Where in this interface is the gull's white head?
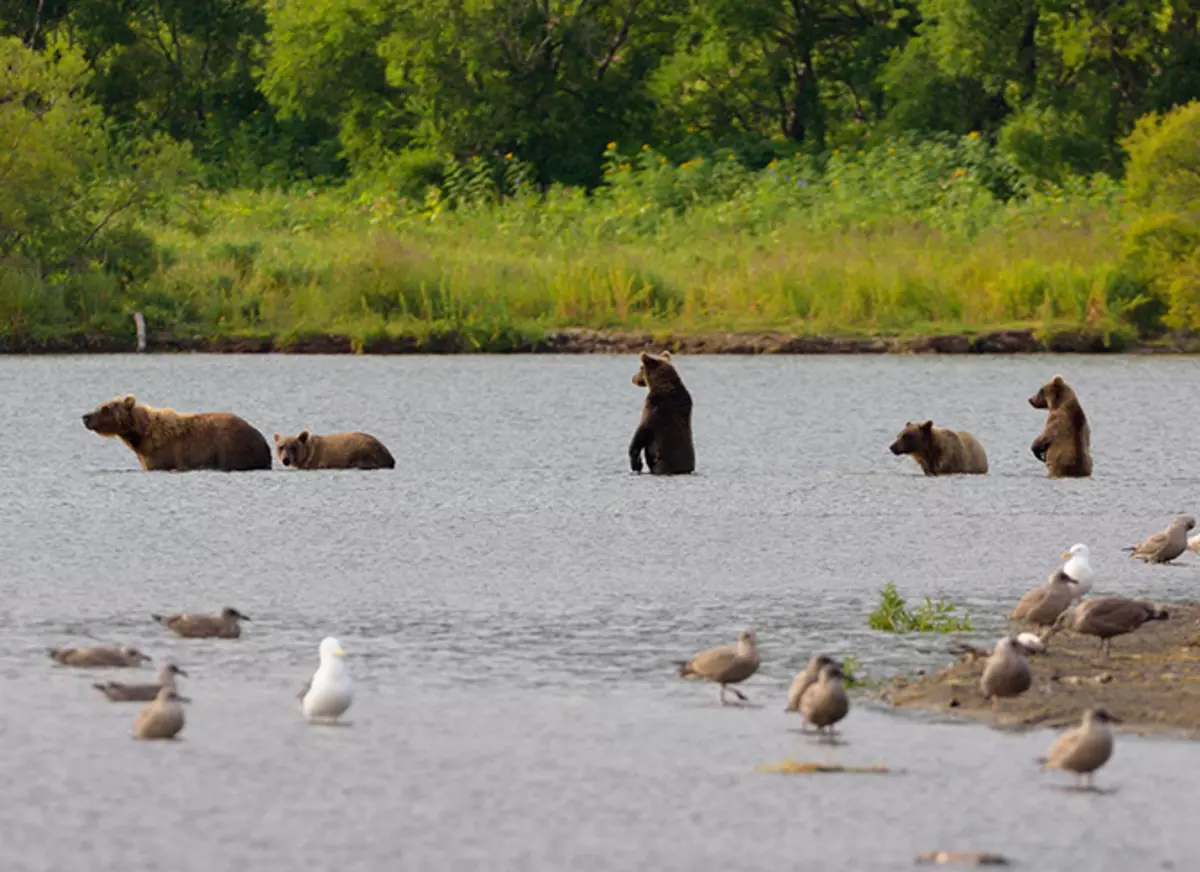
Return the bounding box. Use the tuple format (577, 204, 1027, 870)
(1062, 543, 1093, 579)
(319, 637, 346, 660)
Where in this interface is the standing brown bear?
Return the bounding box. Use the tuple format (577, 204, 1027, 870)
(629, 351, 694, 475)
(889, 420, 988, 476)
(82, 395, 271, 471)
(1029, 375, 1092, 478)
(274, 430, 395, 470)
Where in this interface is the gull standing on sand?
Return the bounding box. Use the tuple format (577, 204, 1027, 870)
(299, 637, 354, 723)
(1123, 515, 1195, 564)
(979, 636, 1032, 714)
(799, 663, 850, 735)
(1009, 570, 1076, 629)
(1190, 534, 1200, 552)
(1059, 543, 1094, 599)
(1038, 708, 1120, 788)
(94, 661, 188, 702)
(133, 687, 186, 740)
(1048, 597, 1169, 658)
(675, 630, 760, 705)
(785, 653, 838, 716)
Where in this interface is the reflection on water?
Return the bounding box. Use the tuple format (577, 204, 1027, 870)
(1, 353, 1199, 871)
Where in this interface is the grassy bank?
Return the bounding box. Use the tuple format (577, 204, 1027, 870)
(1, 136, 1150, 352)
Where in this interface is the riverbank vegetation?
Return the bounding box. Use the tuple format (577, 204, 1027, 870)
(3, 3, 1199, 351)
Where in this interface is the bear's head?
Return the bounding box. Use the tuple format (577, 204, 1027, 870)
(633, 351, 683, 392)
(632, 350, 672, 387)
(889, 420, 934, 456)
(1029, 375, 1073, 410)
(82, 394, 142, 437)
(274, 430, 313, 467)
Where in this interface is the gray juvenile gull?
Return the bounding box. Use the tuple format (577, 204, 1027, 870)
(799, 663, 850, 735)
(47, 646, 151, 668)
(675, 630, 759, 704)
(1008, 570, 1075, 628)
(94, 661, 187, 702)
(1048, 597, 1168, 659)
(133, 687, 186, 740)
(1038, 708, 1120, 788)
(785, 653, 838, 716)
(979, 636, 1032, 714)
(152, 607, 250, 639)
(1123, 515, 1195, 564)
(298, 637, 354, 723)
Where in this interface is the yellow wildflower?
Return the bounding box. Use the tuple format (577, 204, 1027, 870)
(642, 143, 649, 150)
(888, 147, 895, 154)
(505, 152, 513, 159)
(606, 141, 616, 150)
(954, 167, 966, 177)
(967, 131, 980, 139)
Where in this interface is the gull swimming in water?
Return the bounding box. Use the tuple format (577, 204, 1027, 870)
(1123, 515, 1195, 564)
(299, 637, 354, 723)
(94, 661, 188, 702)
(47, 646, 151, 668)
(675, 630, 759, 705)
(152, 607, 250, 639)
(1038, 708, 1120, 788)
(133, 687, 186, 740)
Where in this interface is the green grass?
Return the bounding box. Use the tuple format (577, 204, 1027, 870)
(867, 583, 974, 634)
(1, 135, 1144, 349)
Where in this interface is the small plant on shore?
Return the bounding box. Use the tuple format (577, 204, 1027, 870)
(839, 654, 865, 688)
(868, 583, 973, 634)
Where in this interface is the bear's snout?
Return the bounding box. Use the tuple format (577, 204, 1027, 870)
(281, 456, 291, 466)
(1028, 393, 1046, 409)
(81, 413, 94, 429)
(888, 441, 904, 455)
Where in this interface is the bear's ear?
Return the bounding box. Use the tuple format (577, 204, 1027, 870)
(298, 430, 310, 443)
(638, 351, 651, 364)
(123, 395, 136, 408)
(273, 433, 281, 443)
(919, 420, 933, 431)
(1051, 375, 1065, 386)
(659, 350, 672, 361)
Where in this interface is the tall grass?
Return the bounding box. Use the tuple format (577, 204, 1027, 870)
(2, 134, 1140, 348)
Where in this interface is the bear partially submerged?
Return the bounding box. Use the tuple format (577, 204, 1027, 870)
(889, 420, 988, 476)
(274, 430, 395, 470)
(82, 395, 271, 471)
(1029, 375, 1092, 478)
(629, 351, 694, 475)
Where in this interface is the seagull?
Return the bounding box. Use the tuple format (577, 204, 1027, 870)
(299, 637, 354, 723)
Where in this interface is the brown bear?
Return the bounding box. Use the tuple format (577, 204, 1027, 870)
(82, 395, 271, 471)
(889, 420, 989, 476)
(629, 351, 694, 475)
(632, 350, 672, 387)
(274, 430, 395, 470)
(1029, 375, 1092, 478)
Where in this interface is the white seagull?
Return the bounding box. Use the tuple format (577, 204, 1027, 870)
(299, 637, 354, 723)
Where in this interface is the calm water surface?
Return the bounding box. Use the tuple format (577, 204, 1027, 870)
(2, 353, 1200, 871)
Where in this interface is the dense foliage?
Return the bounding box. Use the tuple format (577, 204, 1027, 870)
(2, 1, 1199, 344)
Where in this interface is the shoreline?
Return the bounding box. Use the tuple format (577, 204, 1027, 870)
(4, 326, 1200, 356)
(877, 603, 1200, 740)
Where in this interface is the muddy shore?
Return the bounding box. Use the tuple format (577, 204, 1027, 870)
(879, 604, 1200, 738)
(5, 326, 1200, 355)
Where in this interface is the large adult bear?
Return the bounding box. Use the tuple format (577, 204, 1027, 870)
(82, 394, 272, 471)
(888, 420, 988, 476)
(628, 351, 694, 475)
(1029, 375, 1092, 478)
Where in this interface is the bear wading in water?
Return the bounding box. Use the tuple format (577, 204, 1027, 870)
(1029, 375, 1092, 478)
(889, 420, 988, 476)
(274, 430, 395, 470)
(629, 351, 694, 475)
(82, 394, 271, 471)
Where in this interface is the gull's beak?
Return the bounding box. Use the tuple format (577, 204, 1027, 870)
(334, 648, 346, 657)
(1062, 551, 1072, 559)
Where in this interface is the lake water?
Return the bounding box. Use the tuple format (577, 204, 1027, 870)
(1, 353, 1199, 871)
